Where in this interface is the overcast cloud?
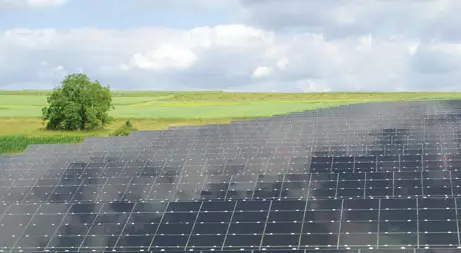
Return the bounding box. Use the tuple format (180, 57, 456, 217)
(0, 0, 460, 91)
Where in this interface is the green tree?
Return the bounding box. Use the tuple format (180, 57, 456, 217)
(42, 73, 114, 131)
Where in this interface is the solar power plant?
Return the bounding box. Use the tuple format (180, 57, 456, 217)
(4, 100, 461, 252)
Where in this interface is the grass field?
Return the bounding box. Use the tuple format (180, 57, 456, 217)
(1, 90, 461, 154)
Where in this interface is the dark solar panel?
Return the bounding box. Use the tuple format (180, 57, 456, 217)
(3, 100, 461, 251)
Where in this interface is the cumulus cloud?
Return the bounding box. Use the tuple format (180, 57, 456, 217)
(1, 24, 461, 91)
(0, 25, 276, 90)
(252, 66, 272, 79)
(1, 1, 461, 91)
(239, 0, 461, 40)
(37, 63, 68, 80)
(128, 44, 198, 71)
(276, 58, 289, 70)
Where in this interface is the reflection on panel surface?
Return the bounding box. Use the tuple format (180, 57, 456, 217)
(3, 100, 461, 251)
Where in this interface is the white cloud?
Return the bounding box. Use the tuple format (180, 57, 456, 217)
(239, 0, 461, 41)
(1, 21, 461, 91)
(37, 64, 67, 79)
(276, 58, 289, 70)
(252, 66, 272, 79)
(0, 25, 277, 90)
(185, 24, 275, 49)
(129, 44, 198, 71)
(2, 1, 461, 91)
(296, 79, 333, 92)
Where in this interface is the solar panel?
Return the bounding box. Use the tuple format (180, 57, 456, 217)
(3, 100, 461, 251)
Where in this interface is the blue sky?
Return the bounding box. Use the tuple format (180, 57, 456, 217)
(1, 0, 461, 91)
(0, 1, 234, 29)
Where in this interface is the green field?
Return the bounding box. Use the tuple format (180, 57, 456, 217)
(1, 90, 461, 154)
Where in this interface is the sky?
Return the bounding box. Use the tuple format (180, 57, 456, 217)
(1, 0, 461, 91)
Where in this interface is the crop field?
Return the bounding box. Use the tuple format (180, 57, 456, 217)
(1, 90, 461, 154)
(0, 135, 84, 154)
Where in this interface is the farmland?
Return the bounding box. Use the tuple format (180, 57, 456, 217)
(2, 90, 461, 154)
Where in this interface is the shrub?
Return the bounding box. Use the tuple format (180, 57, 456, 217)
(111, 121, 137, 136)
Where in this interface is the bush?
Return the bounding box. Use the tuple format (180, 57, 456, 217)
(111, 121, 137, 136)
(111, 126, 131, 136)
(42, 73, 114, 131)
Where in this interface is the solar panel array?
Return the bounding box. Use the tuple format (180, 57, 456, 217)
(2, 100, 461, 252)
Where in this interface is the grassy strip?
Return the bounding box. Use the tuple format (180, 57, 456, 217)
(0, 117, 260, 154)
(0, 135, 84, 154)
(0, 96, 349, 118)
(2, 92, 461, 118)
(1, 91, 461, 154)
(0, 117, 256, 136)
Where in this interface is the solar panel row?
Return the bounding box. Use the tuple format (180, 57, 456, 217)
(2, 198, 461, 251)
(1, 100, 461, 252)
(3, 172, 461, 203)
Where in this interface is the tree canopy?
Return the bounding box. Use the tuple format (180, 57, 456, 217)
(42, 73, 113, 131)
